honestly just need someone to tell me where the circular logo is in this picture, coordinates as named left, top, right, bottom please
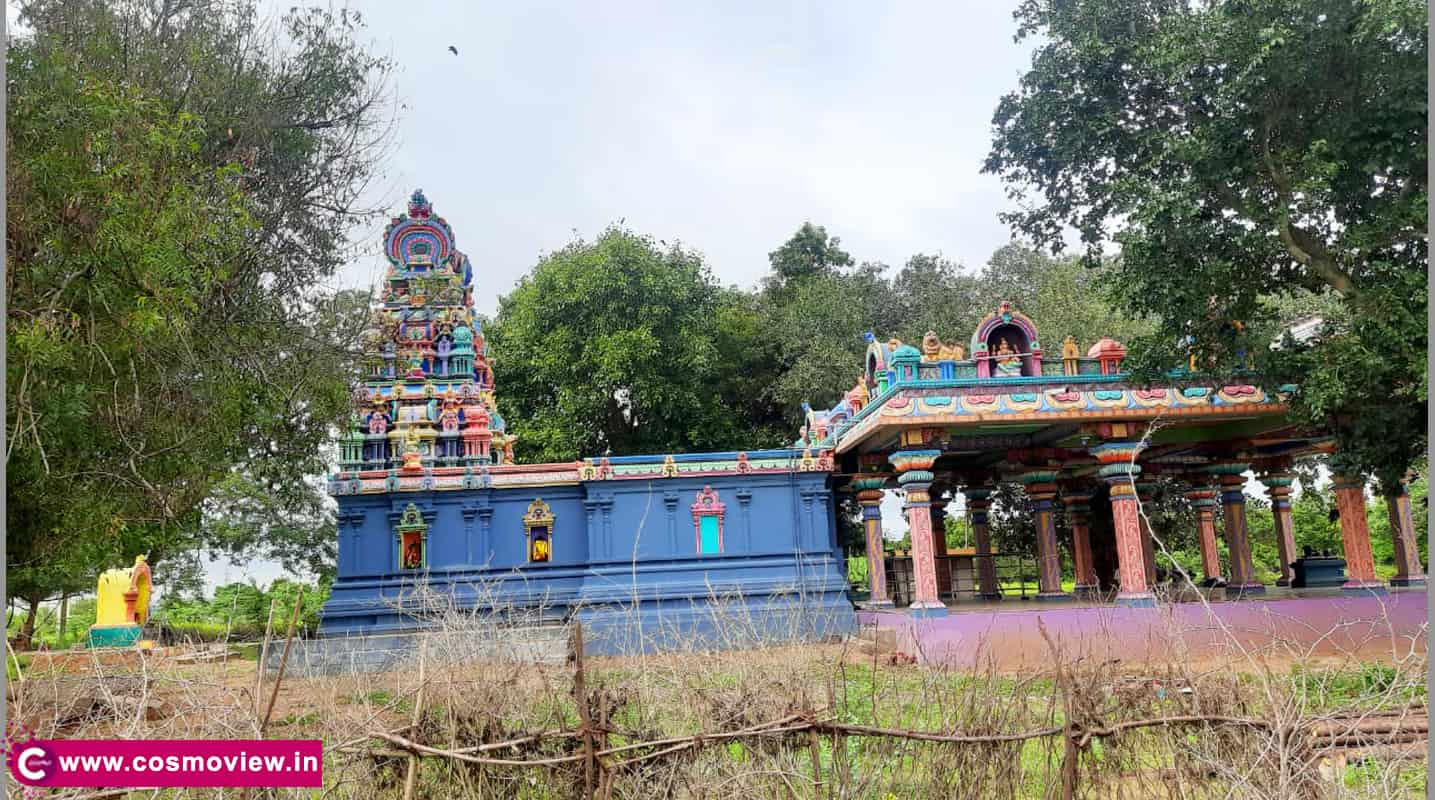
left=12, top=741, right=54, bottom=785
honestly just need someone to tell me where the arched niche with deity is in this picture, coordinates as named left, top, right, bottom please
left=971, top=301, right=1043, bottom=379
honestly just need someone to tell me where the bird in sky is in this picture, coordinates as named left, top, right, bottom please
left=448, top=45, right=458, bottom=55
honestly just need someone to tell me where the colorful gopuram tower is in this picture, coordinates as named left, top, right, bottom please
left=338, top=190, right=516, bottom=478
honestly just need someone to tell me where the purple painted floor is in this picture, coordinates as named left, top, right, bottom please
left=858, top=588, right=1429, bottom=670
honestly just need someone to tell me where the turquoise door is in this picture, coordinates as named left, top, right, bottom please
left=698, top=516, right=721, bottom=554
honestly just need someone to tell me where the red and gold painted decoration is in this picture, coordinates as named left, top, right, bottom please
left=395, top=503, right=428, bottom=570
left=1333, top=475, right=1385, bottom=593
left=890, top=448, right=946, bottom=616
left=852, top=476, right=893, bottom=606
left=523, top=498, right=555, bottom=563
left=1018, top=470, right=1070, bottom=601
left=1091, top=441, right=1154, bottom=607
left=1385, top=480, right=1427, bottom=587
left=1207, top=463, right=1264, bottom=596
left=1258, top=471, right=1299, bottom=586
left=1183, top=486, right=1225, bottom=586
left=964, top=486, right=1001, bottom=599
left=1060, top=490, right=1098, bottom=597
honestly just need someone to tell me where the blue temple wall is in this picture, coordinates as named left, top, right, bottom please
left=319, top=453, right=856, bottom=655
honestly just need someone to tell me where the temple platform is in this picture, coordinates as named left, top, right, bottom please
left=857, top=585, right=1428, bottom=670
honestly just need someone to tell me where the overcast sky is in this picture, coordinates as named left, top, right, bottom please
left=205, top=2, right=1045, bottom=591
left=332, top=1, right=1041, bottom=313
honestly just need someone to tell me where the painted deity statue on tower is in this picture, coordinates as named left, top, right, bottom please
left=992, top=337, right=1022, bottom=377
left=343, top=190, right=516, bottom=474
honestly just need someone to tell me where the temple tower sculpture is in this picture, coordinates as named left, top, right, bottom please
left=352, top=190, right=514, bottom=473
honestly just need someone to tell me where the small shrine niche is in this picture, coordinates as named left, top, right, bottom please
left=524, top=498, right=554, bottom=563
left=395, top=503, right=428, bottom=570
left=972, top=301, right=1043, bottom=378
left=691, top=486, right=726, bottom=554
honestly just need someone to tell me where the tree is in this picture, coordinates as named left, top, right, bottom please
left=490, top=228, right=779, bottom=462
left=759, top=262, right=894, bottom=416
left=6, top=0, right=392, bottom=627
left=984, top=0, right=1427, bottom=484
left=765, top=222, right=854, bottom=287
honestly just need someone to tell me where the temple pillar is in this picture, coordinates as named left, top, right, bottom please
left=1258, top=471, right=1299, bottom=586
left=1019, top=470, right=1071, bottom=602
left=853, top=477, right=893, bottom=607
left=1333, top=474, right=1386, bottom=594
left=929, top=484, right=953, bottom=597
left=1091, top=442, right=1155, bottom=607
left=891, top=449, right=947, bottom=617
left=1208, top=463, right=1264, bottom=597
left=965, top=486, right=1001, bottom=600
left=1134, top=481, right=1159, bottom=586
left=1385, top=480, right=1427, bottom=587
left=1061, top=489, right=1098, bottom=598
left=1183, top=485, right=1225, bottom=587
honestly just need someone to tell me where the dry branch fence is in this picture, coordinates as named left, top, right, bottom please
left=325, top=621, right=1426, bottom=800
left=7, top=582, right=1428, bottom=800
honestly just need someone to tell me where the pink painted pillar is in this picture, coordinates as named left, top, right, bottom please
left=1259, top=472, right=1299, bottom=586
left=1061, top=490, right=1098, bottom=597
left=1386, top=482, right=1427, bottom=587
left=1208, top=463, right=1264, bottom=597
left=1183, top=486, right=1224, bottom=586
left=1091, top=442, right=1154, bottom=607
left=853, top=477, right=894, bottom=606
left=1020, top=470, right=1071, bottom=601
left=891, top=449, right=947, bottom=617
left=1334, top=474, right=1386, bottom=594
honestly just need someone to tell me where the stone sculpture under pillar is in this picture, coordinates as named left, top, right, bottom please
left=1091, top=442, right=1155, bottom=607
left=965, top=486, right=1002, bottom=600
left=891, top=449, right=947, bottom=617
left=1385, top=480, right=1427, bottom=588
left=1333, top=474, right=1387, bottom=595
left=1020, top=470, right=1072, bottom=602
left=1061, top=489, right=1098, bottom=598
left=853, top=476, right=893, bottom=607
left=1208, top=463, right=1265, bottom=597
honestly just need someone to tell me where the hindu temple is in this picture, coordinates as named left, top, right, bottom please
left=316, top=190, right=1425, bottom=662
left=319, top=191, right=853, bottom=655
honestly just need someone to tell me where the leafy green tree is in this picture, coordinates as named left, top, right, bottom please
left=985, top=0, right=1427, bottom=484
left=6, top=0, right=391, bottom=637
left=765, top=222, right=855, bottom=287
left=490, top=228, right=775, bottom=461
left=760, top=263, right=894, bottom=416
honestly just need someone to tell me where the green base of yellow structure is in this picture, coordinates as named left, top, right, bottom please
left=87, top=623, right=142, bottom=648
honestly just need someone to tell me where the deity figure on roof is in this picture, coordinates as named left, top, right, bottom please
left=993, top=337, right=1022, bottom=377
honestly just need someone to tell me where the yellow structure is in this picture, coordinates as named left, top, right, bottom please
left=88, top=555, right=152, bottom=647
